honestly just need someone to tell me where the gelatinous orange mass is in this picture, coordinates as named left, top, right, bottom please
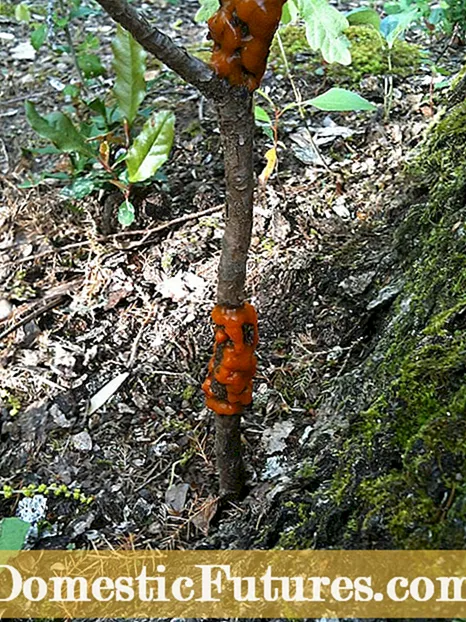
left=208, top=0, right=286, bottom=91
left=202, top=302, right=259, bottom=415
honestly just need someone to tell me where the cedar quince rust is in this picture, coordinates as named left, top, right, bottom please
left=202, top=303, right=259, bottom=415
left=208, top=0, right=286, bottom=91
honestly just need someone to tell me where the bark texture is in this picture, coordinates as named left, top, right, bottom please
left=216, top=91, right=255, bottom=307
left=215, top=414, right=245, bottom=499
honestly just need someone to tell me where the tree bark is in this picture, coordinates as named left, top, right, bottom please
left=215, top=414, right=245, bottom=499
left=216, top=90, right=255, bottom=307
left=94, top=0, right=255, bottom=500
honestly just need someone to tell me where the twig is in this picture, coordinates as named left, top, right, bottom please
left=0, top=296, right=65, bottom=342
left=127, top=304, right=155, bottom=369
left=5, top=205, right=222, bottom=266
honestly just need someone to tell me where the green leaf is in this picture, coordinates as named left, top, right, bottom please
left=281, top=0, right=300, bottom=24
left=126, top=111, right=175, bottom=183
left=118, top=200, right=135, bottom=227
left=112, top=25, right=147, bottom=126
left=0, top=518, right=30, bottom=550
left=380, top=10, right=419, bottom=47
left=297, top=0, right=351, bottom=65
left=346, top=7, right=381, bottom=30
left=15, top=2, right=31, bottom=22
left=30, top=23, right=47, bottom=50
left=254, top=105, right=272, bottom=125
left=25, top=101, right=94, bottom=156
left=195, top=0, right=218, bottom=22
left=60, top=178, right=96, bottom=199
left=77, top=53, right=105, bottom=78
left=306, top=87, right=377, bottom=111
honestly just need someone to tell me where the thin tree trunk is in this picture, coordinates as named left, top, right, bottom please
left=214, top=89, right=255, bottom=499
left=216, top=90, right=255, bottom=307
left=93, top=0, right=256, bottom=500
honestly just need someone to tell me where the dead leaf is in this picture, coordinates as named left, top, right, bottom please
left=192, top=496, right=219, bottom=535
left=259, top=147, right=277, bottom=186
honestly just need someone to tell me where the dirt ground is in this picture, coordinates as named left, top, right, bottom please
left=0, top=0, right=464, bottom=553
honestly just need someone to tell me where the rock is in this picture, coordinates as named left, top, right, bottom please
left=68, top=512, right=96, bottom=538
left=262, top=420, right=294, bottom=454
left=16, top=495, right=47, bottom=525
left=367, top=282, right=403, bottom=310
left=71, top=431, right=93, bottom=452
left=339, top=271, right=376, bottom=296
left=17, top=400, right=48, bottom=444
left=165, top=482, right=190, bottom=513
left=0, top=298, right=13, bottom=321
left=49, top=404, right=72, bottom=429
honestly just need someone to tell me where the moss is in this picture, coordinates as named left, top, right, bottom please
left=270, top=24, right=310, bottom=67
left=328, top=25, right=421, bottom=85
left=277, top=87, right=466, bottom=550
left=411, top=100, right=466, bottom=214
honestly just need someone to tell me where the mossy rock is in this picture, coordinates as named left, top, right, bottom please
left=328, top=25, right=421, bottom=84
left=271, top=77, right=466, bottom=550
left=270, top=23, right=421, bottom=86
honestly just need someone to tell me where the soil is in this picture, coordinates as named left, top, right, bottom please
left=0, top=0, right=465, bottom=585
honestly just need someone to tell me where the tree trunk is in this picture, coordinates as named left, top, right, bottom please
left=216, top=89, right=255, bottom=307
left=212, top=89, right=255, bottom=499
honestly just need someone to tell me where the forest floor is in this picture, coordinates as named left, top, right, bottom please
left=0, top=0, right=465, bottom=552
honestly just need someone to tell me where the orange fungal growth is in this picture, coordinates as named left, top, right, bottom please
left=208, top=0, right=286, bottom=91
left=202, top=302, right=259, bottom=415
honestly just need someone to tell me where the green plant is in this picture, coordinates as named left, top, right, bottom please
left=15, top=0, right=105, bottom=90
left=384, top=0, right=466, bottom=37
left=24, top=25, right=175, bottom=226
left=1, top=482, right=94, bottom=504
left=343, top=7, right=423, bottom=119
left=0, top=517, right=30, bottom=550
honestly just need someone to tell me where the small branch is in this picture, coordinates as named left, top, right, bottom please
left=94, top=0, right=228, bottom=101
left=5, top=205, right=222, bottom=266
left=0, top=297, right=65, bottom=342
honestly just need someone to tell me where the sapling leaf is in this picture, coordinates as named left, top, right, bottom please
left=77, top=53, right=105, bottom=78
left=25, top=102, right=94, bottom=156
left=346, top=7, right=381, bottom=30
left=30, top=24, right=47, bottom=50
left=195, top=0, right=218, bottom=22
left=60, top=178, right=96, bottom=200
left=306, top=87, right=377, bottom=111
left=118, top=200, right=135, bottom=227
left=126, top=111, right=175, bottom=183
left=15, top=3, right=31, bottom=23
left=0, top=518, right=30, bottom=551
left=281, top=0, right=300, bottom=24
left=380, top=10, right=419, bottom=47
left=297, top=0, right=351, bottom=65
left=112, top=25, right=147, bottom=126
left=254, top=105, right=273, bottom=125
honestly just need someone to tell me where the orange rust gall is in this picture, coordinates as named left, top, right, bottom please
left=208, top=0, right=286, bottom=91
left=202, top=302, right=259, bottom=415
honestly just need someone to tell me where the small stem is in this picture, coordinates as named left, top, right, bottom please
left=384, top=50, right=394, bottom=122
left=58, top=0, right=88, bottom=94
left=276, top=30, right=332, bottom=174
